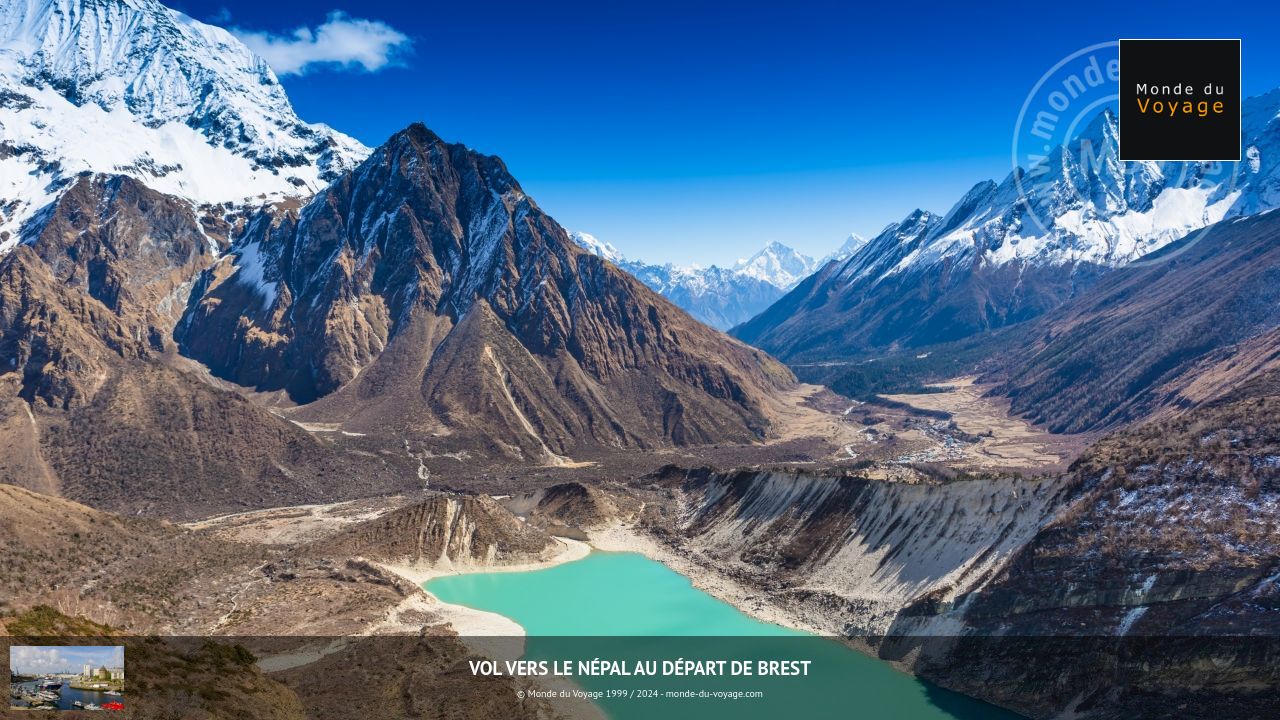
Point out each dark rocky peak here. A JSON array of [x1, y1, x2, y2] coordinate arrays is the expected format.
[[177, 121, 792, 454], [21, 174, 213, 317], [0, 173, 218, 407]]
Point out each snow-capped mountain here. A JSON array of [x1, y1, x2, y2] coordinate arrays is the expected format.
[[839, 93, 1280, 282], [732, 241, 818, 290], [736, 93, 1280, 361], [818, 233, 867, 267], [571, 234, 818, 330], [0, 0, 368, 250], [569, 231, 625, 265]]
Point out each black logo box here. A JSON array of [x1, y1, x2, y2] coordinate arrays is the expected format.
[[1119, 39, 1241, 162]]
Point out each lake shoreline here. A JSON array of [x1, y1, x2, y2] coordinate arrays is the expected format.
[[419, 537, 1017, 720], [379, 536, 591, 637], [586, 524, 830, 636], [380, 525, 826, 639]]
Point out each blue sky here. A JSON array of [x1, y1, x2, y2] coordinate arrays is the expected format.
[[176, 0, 1280, 265]]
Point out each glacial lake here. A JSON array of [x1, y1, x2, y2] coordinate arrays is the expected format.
[[425, 551, 1019, 720]]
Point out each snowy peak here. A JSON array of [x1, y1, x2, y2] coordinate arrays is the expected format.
[[570, 233, 798, 329], [831, 93, 1280, 283], [570, 231, 625, 265], [0, 0, 369, 249], [1, 0, 272, 121], [570, 234, 816, 293], [0, 0, 365, 170], [571, 232, 904, 329], [732, 240, 817, 290], [819, 233, 867, 266]]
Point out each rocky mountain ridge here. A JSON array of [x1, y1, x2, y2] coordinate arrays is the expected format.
[[989, 208, 1280, 433], [172, 123, 793, 462]]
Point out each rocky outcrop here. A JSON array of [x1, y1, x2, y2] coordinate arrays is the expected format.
[[310, 494, 560, 570], [178, 123, 794, 459], [503, 481, 629, 532]]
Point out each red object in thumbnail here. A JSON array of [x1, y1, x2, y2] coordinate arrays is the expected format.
[[102, 702, 125, 711]]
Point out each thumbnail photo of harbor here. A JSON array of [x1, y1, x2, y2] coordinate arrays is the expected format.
[[8, 646, 124, 712]]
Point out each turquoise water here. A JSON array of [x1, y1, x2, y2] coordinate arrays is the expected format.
[[426, 551, 1019, 720]]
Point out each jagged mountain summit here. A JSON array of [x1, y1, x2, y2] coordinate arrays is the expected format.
[[570, 233, 821, 330], [732, 240, 818, 290], [568, 231, 625, 264], [735, 95, 1280, 361], [0, 0, 368, 250], [819, 233, 867, 266], [178, 124, 794, 463]]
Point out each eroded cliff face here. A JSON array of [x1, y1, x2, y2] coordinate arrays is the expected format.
[[883, 375, 1280, 719], [661, 467, 1071, 635]]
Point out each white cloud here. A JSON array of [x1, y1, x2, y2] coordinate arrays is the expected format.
[[232, 12, 412, 77], [10, 647, 67, 674]]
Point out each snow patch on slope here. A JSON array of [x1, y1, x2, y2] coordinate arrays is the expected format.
[[231, 239, 279, 311]]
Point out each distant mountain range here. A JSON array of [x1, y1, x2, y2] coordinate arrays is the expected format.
[[571, 232, 864, 329], [734, 96, 1280, 361]]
